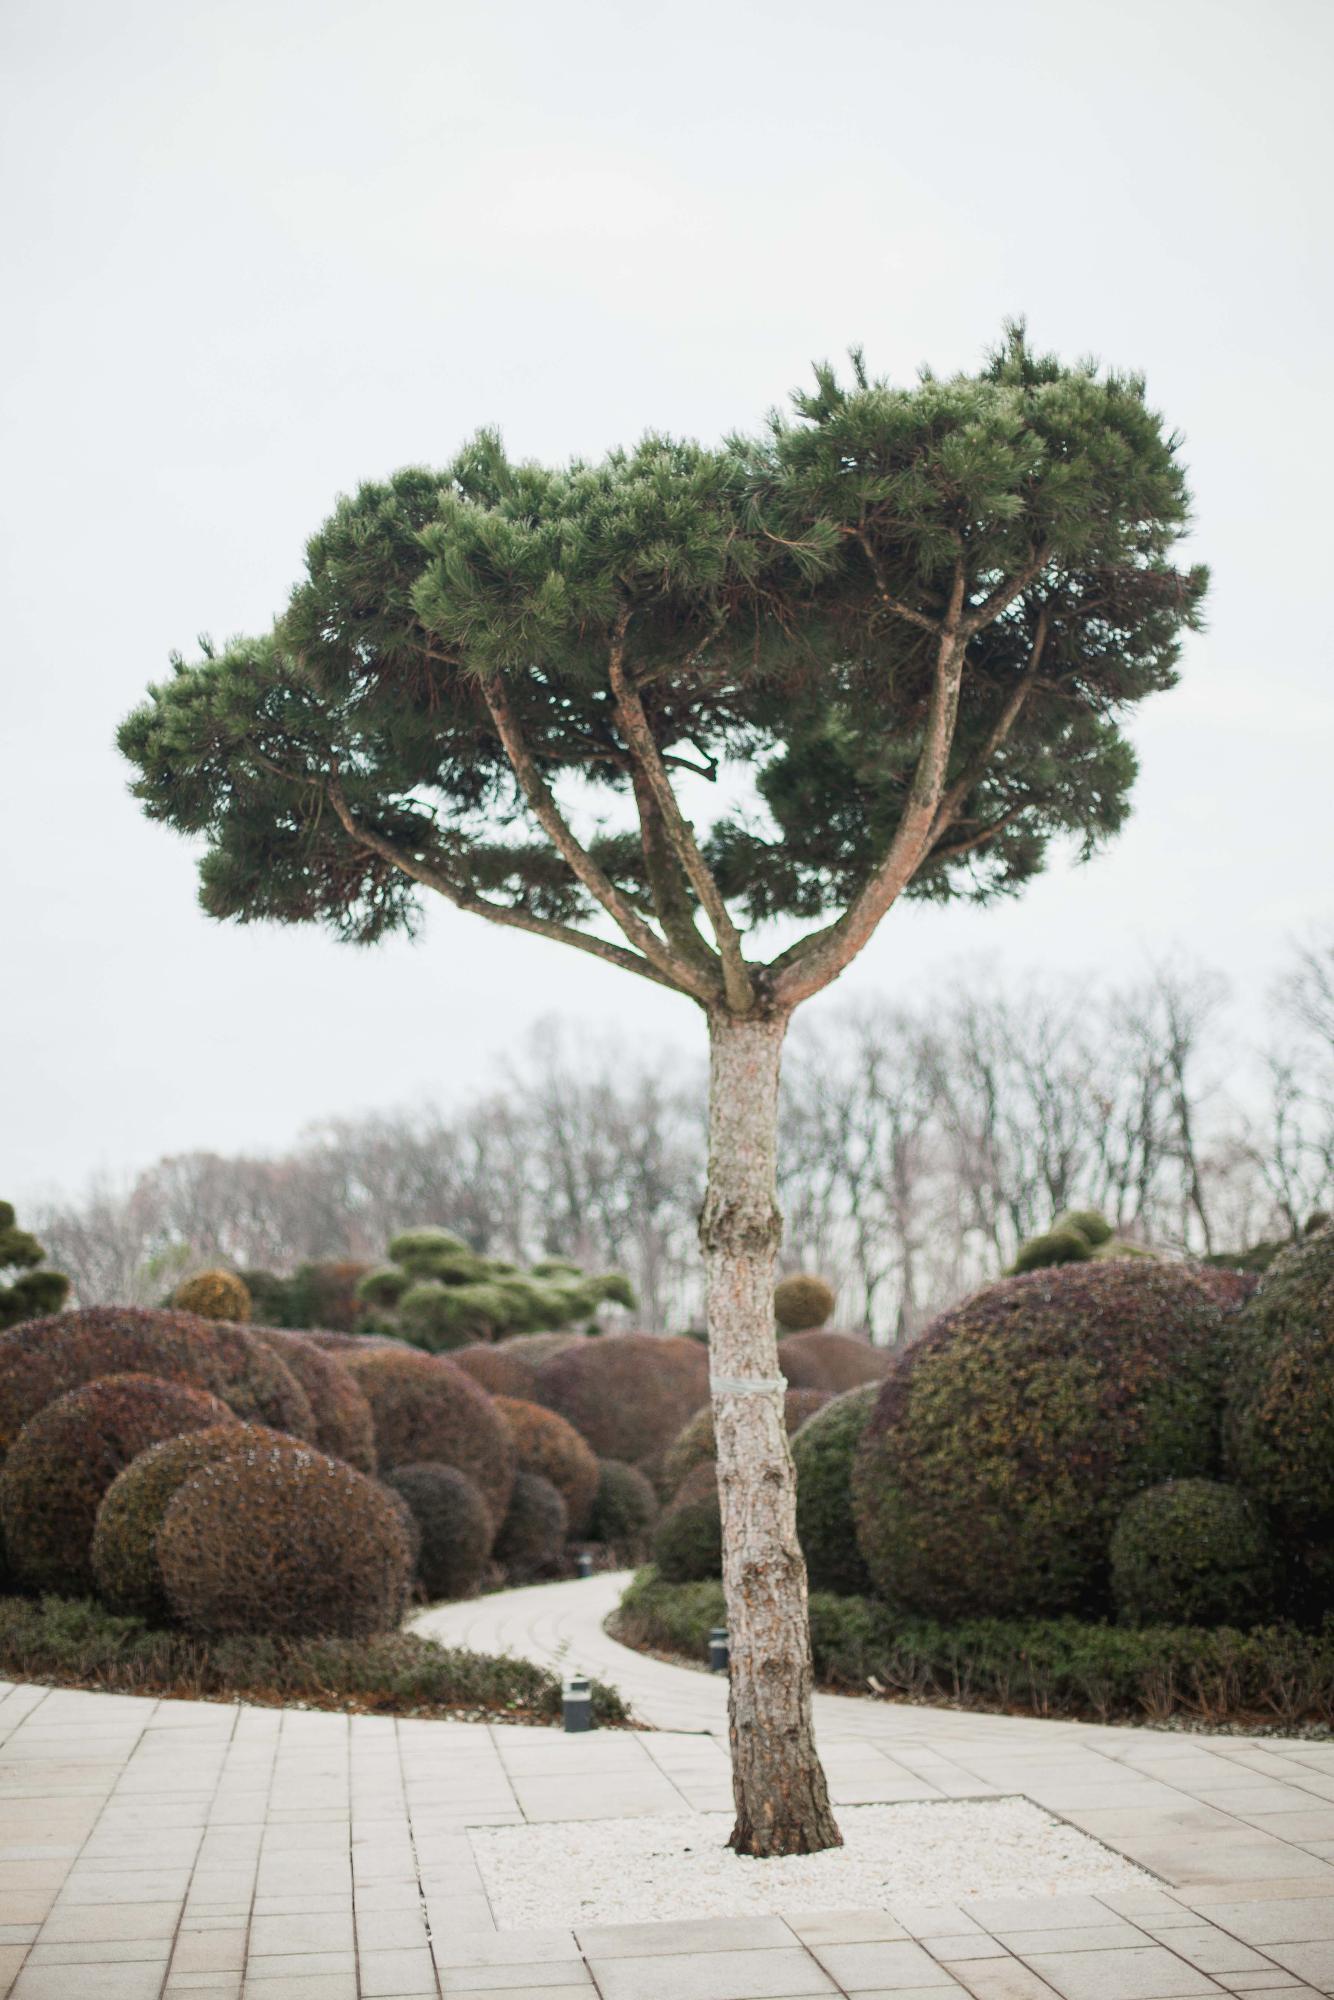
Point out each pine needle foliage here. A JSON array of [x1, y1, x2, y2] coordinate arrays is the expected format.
[[119, 328, 1204, 1007]]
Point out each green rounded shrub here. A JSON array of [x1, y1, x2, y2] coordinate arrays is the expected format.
[[853, 1261, 1226, 1621], [253, 1331, 376, 1474], [451, 1343, 535, 1398], [1, 1373, 236, 1593], [588, 1459, 659, 1549], [774, 1273, 836, 1331], [778, 1331, 888, 1395], [1008, 1227, 1093, 1275], [382, 1462, 492, 1600], [652, 1462, 721, 1582], [1052, 1208, 1115, 1247], [340, 1346, 514, 1526], [494, 1471, 568, 1580], [534, 1335, 708, 1466], [792, 1383, 880, 1596], [399, 1279, 510, 1351], [158, 1434, 413, 1638], [172, 1270, 253, 1322], [1225, 1225, 1334, 1606], [1110, 1478, 1275, 1628], [92, 1421, 262, 1618], [493, 1396, 598, 1535]]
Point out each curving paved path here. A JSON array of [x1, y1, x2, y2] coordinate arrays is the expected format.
[[2, 1576, 1334, 1998]]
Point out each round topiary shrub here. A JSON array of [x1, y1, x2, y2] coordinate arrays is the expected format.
[[382, 1462, 492, 1601], [588, 1459, 659, 1549], [661, 1388, 829, 1500], [493, 1471, 568, 1580], [196, 1321, 316, 1437], [1109, 1478, 1275, 1628], [496, 1331, 587, 1369], [0, 1308, 226, 1461], [1053, 1209, 1115, 1248], [1224, 1225, 1334, 1605], [534, 1334, 708, 1466], [158, 1432, 413, 1637], [1008, 1227, 1094, 1275], [171, 1270, 253, 1322], [253, 1331, 376, 1474], [651, 1461, 721, 1582], [339, 1346, 515, 1526], [451, 1344, 535, 1399], [792, 1383, 880, 1596], [778, 1331, 888, 1394], [492, 1397, 599, 1535], [92, 1421, 263, 1619], [0, 1373, 237, 1594], [774, 1273, 836, 1332], [853, 1261, 1227, 1622]]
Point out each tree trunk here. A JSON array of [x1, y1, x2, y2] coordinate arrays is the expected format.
[[699, 1008, 842, 1858]]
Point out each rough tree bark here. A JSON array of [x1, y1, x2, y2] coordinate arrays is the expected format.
[[700, 1008, 842, 1857]]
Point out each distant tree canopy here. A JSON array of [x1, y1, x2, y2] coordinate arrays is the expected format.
[[120, 327, 1204, 1013]]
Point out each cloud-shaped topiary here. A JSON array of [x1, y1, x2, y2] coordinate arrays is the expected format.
[[0, 1201, 70, 1331]]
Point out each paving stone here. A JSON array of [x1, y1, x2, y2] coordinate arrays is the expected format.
[[578, 1918, 794, 1959], [588, 1946, 838, 2000], [1018, 1947, 1224, 2000]]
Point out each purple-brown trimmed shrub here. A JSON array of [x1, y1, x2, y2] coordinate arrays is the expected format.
[[340, 1346, 514, 1526], [661, 1388, 828, 1499], [255, 1331, 376, 1474], [92, 1422, 261, 1619], [778, 1331, 889, 1394], [494, 1471, 568, 1580], [588, 1459, 659, 1551], [492, 1396, 599, 1534], [158, 1433, 413, 1637], [382, 1462, 492, 1601], [533, 1335, 708, 1466], [852, 1261, 1227, 1621], [451, 1344, 535, 1399], [1, 1373, 236, 1594]]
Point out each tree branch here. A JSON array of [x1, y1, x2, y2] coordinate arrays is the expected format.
[[852, 530, 942, 634], [928, 603, 1050, 840], [606, 611, 755, 1014], [962, 547, 1052, 635], [770, 560, 969, 1006], [482, 674, 717, 1003], [629, 765, 721, 976], [323, 773, 686, 995], [927, 804, 1026, 865]]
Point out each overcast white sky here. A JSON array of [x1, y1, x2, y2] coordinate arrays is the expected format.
[[4, 0, 1332, 1203]]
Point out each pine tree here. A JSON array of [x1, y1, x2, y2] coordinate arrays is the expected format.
[[120, 327, 1204, 1854], [0, 1201, 70, 1329]]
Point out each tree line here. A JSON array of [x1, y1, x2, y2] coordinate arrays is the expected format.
[[36, 941, 1332, 1341]]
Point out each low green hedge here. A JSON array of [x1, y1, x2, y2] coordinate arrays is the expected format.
[[612, 1567, 1334, 1728], [0, 1592, 629, 1726]]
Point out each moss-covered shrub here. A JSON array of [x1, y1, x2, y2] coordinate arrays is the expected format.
[[1008, 1227, 1093, 1275], [451, 1343, 535, 1398], [534, 1334, 708, 1466], [1110, 1479, 1275, 1629], [339, 1346, 514, 1526], [158, 1433, 413, 1637], [0, 1373, 236, 1594], [253, 1331, 376, 1474], [651, 1462, 721, 1582], [588, 1459, 659, 1550], [1225, 1225, 1334, 1607], [792, 1383, 879, 1596], [171, 1270, 253, 1322], [382, 1462, 492, 1601], [91, 1422, 259, 1618], [774, 1273, 836, 1332], [1053, 1209, 1115, 1247], [0, 1201, 69, 1331], [494, 1470, 568, 1580], [492, 1397, 598, 1535], [778, 1331, 888, 1394], [661, 1389, 828, 1499], [853, 1261, 1227, 1622]]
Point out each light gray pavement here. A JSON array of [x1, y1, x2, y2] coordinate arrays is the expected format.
[[2, 1571, 1334, 1999]]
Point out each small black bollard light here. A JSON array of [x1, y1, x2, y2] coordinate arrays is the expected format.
[[708, 1626, 730, 1674], [576, 1550, 594, 1579], [563, 1673, 593, 1733]]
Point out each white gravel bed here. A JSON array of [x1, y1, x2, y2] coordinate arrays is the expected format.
[[470, 1800, 1151, 1928]]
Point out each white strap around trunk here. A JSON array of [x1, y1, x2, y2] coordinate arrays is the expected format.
[[709, 1374, 787, 1396]]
